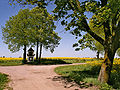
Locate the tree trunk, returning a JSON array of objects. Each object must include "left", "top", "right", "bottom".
[
  {"left": 97, "top": 51, "right": 100, "bottom": 59},
  {"left": 22, "top": 45, "right": 27, "bottom": 64},
  {"left": 23, "top": 45, "right": 26, "bottom": 60},
  {"left": 98, "top": 49, "right": 115, "bottom": 83},
  {"left": 36, "top": 41, "right": 39, "bottom": 60},
  {"left": 39, "top": 43, "right": 42, "bottom": 63}
]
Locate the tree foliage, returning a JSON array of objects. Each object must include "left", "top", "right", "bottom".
[
  {"left": 2, "top": 9, "right": 31, "bottom": 52},
  {"left": 2, "top": 7, "right": 61, "bottom": 60},
  {"left": 30, "top": 6, "right": 60, "bottom": 53}
]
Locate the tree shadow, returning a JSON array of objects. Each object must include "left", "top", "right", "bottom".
[
  {"left": 26, "top": 59, "right": 71, "bottom": 65},
  {"left": 109, "top": 64, "right": 120, "bottom": 89},
  {"left": 50, "top": 65, "right": 100, "bottom": 89}
]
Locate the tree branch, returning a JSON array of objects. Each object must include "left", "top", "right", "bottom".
[
  {"left": 68, "top": 0, "right": 104, "bottom": 45},
  {"left": 82, "top": 19, "right": 104, "bottom": 45},
  {"left": 101, "top": 0, "right": 112, "bottom": 41}
]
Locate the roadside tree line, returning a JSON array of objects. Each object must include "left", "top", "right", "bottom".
[{"left": 2, "top": 7, "right": 61, "bottom": 63}]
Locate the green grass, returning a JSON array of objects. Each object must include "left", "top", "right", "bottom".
[
  {"left": 55, "top": 64, "right": 117, "bottom": 89},
  {"left": 40, "top": 59, "right": 70, "bottom": 65},
  {"left": 0, "top": 73, "right": 9, "bottom": 90},
  {"left": 0, "top": 58, "right": 100, "bottom": 66},
  {"left": 63, "top": 59, "right": 86, "bottom": 63},
  {"left": 35, "top": 58, "right": 97, "bottom": 65},
  {"left": 0, "top": 60, "right": 22, "bottom": 66}
]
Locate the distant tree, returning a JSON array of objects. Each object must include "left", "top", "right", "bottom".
[{"left": 2, "top": 9, "right": 31, "bottom": 62}]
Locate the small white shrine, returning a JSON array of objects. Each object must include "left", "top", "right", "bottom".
[{"left": 27, "top": 48, "right": 35, "bottom": 62}]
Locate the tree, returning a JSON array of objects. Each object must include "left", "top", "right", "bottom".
[
  {"left": 53, "top": 0, "right": 120, "bottom": 83},
  {"left": 29, "top": 7, "right": 61, "bottom": 62},
  {"left": 2, "top": 7, "right": 60, "bottom": 64},
  {"left": 73, "top": 21, "right": 104, "bottom": 59},
  {"left": 10, "top": 0, "right": 120, "bottom": 84},
  {"left": 2, "top": 9, "right": 31, "bottom": 62}
]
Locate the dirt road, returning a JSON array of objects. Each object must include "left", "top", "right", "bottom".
[{"left": 0, "top": 63, "right": 89, "bottom": 90}]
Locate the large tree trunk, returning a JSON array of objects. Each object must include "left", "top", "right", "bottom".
[
  {"left": 39, "top": 43, "right": 42, "bottom": 63},
  {"left": 96, "top": 51, "right": 100, "bottom": 59},
  {"left": 98, "top": 49, "right": 116, "bottom": 83},
  {"left": 36, "top": 41, "right": 39, "bottom": 60}
]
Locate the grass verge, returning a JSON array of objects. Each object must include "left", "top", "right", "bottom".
[
  {"left": 55, "top": 64, "right": 120, "bottom": 89},
  {"left": 0, "top": 60, "right": 22, "bottom": 66},
  {"left": 0, "top": 73, "right": 9, "bottom": 90}
]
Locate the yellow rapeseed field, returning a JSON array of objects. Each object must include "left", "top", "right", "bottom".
[
  {"left": 0, "top": 57, "right": 22, "bottom": 61},
  {"left": 86, "top": 58, "right": 120, "bottom": 65}
]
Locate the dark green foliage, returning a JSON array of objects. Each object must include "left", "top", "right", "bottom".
[
  {"left": 22, "top": 59, "right": 27, "bottom": 64},
  {"left": 38, "top": 59, "right": 69, "bottom": 65},
  {"left": 0, "top": 73, "right": 9, "bottom": 90},
  {"left": 109, "top": 64, "right": 120, "bottom": 89},
  {"left": 25, "top": 59, "right": 70, "bottom": 65}
]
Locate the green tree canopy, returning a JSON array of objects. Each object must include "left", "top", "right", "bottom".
[
  {"left": 2, "top": 7, "right": 61, "bottom": 61},
  {"left": 29, "top": 7, "right": 61, "bottom": 60},
  {"left": 2, "top": 9, "right": 31, "bottom": 60}
]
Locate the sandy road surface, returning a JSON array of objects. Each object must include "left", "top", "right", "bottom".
[{"left": 0, "top": 63, "right": 89, "bottom": 90}]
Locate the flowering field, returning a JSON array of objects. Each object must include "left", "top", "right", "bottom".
[
  {"left": 0, "top": 57, "right": 22, "bottom": 61},
  {"left": 86, "top": 58, "right": 120, "bottom": 65}
]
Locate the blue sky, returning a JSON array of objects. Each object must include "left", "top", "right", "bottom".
[{"left": 0, "top": 0, "right": 104, "bottom": 58}]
